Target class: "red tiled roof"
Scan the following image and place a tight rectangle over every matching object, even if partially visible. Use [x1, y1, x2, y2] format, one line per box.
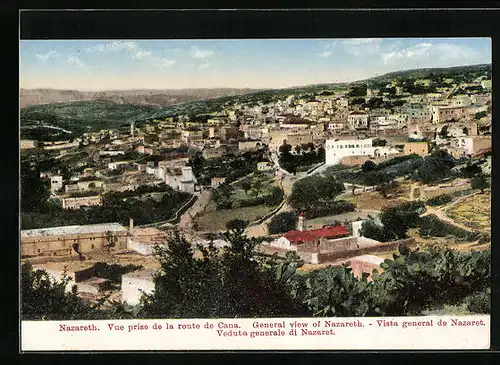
[349, 111, 367, 115]
[284, 225, 349, 244]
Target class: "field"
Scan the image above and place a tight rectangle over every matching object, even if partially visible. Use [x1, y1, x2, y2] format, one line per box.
[445, 191, 491, 233]
[343, 190, 407, 211]
[231, 173, 278, 205]
[195, 201, 278, 232]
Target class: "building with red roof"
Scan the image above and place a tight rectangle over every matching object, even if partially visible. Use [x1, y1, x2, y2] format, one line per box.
[271, 225, 350, 251]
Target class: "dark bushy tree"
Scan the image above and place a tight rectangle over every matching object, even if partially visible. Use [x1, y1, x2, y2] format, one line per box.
[289, 175, 344, 213]
[417, 150, 455, 185]
[139, 229, 304, 318]
[21, 263, 105, 320]
[268, 212, 298, 234]
[226, 219, 249, 231]
[361, 160, 376, 173]
[471, 173, 489, 193]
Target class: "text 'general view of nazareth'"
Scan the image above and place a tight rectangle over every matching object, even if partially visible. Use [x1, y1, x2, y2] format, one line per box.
[20, 39, 491, 320]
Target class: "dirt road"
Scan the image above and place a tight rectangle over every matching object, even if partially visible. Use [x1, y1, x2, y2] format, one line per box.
[178, 190, 213, 232]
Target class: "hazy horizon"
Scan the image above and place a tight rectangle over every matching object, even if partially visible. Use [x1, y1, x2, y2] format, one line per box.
[20, 38, 492, 90]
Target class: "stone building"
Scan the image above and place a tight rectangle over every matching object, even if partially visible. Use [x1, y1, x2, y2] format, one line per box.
[61, 195, 103, 210]
[403, 142, 429, 157]
[21, 222, 128, 258]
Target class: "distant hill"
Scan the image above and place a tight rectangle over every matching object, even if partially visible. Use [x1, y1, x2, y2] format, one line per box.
[359, 63, 492, 86]
[20, 64, 492, 141]
[20, 88, 263, 109]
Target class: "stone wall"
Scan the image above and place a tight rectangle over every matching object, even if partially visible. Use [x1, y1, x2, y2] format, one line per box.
[315, 237, 416, 263]
[340, 153, 403, 167]
[297, 236, 358, 253]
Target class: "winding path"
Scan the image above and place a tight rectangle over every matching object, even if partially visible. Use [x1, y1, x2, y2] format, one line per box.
[419, 190, 484, 232]
[178, 190, 213, 232]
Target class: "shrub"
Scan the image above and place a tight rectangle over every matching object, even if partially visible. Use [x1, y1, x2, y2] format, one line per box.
[264, 186, 284, 206]
[238, 197, 267, 208]
[426, 194, 452, 206]
[304, 200, 356, 220]
[464, 287, 490, 314]
[226, 219, 249, 231]
[418, 215, 480, 241]
[360, 219, 390, 242]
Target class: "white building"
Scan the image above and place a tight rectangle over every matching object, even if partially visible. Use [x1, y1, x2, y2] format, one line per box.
[50, 175, 63, 192]
[325, 138, 397, 166]
[121, 269, 156, 306]
[107, 161, 134, 171]
[165, 166, 196, 193]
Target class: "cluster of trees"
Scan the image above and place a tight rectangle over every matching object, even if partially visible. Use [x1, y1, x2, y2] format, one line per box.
[361, 200, 481, 243]
[22, 230, 491, 320]
[475, 111, 488, 120]
[213, 179, 284, 211]
[268, 212, 298, 234]
[417, 150, 457, 185]
[333, 154, 423, 188]
[347, 84, 367, 97]
[426, 194, 453, 206]
[419, 215, 481, 241]
[278, 143, 325, 173]
[22, 187, 192, 229]
[353, 97, 406, 111]
[188, 150, 265, 186]
[212, 182, 235, 210]
[361, 201, 425, 242]
[288, 174, 355, 219]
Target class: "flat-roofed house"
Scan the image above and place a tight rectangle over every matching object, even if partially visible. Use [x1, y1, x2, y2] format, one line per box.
[121, 269, 156, 306]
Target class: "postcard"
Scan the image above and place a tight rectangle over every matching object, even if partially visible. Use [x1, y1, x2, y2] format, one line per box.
[20, 34, 491, 351]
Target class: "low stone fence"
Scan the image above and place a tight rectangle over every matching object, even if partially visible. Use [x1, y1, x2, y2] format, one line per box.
[340, 153, 405, 167]
[248, 199, 287, 227]
[22, 255, 82, 265]
[306, 162, 325, 175]
[298, 237, 416, 264]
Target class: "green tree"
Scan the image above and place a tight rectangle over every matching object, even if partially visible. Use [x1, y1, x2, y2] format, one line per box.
[241, 180, 252, 196]
[105, 230, 118, 253]
[21, 263, 105, 320]
[460, 164, 482, 178]
[251, 178, 263, 197]
[226, 219, 249, 231]
[471, 173, 489, 193]
[268, 212, 298, 234]
[377, 179, 400, 199]
[361, 160, 377, 173]
[21, 162, 51, 213]
[140, 229, 303, 318]
[417, 150, 455, 185]
[213, 182, 234, 210]
[288, 175, 344, 213]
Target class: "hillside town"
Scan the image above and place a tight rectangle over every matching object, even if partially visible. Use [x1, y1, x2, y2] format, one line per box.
[21, 67, 492, 315]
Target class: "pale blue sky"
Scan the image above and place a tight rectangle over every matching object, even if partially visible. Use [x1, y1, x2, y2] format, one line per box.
[20, 38, 491, 90]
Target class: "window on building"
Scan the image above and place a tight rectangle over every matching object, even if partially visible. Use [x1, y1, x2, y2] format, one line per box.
[91, 244, 95, 249]
[37, 249, 41, 253]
